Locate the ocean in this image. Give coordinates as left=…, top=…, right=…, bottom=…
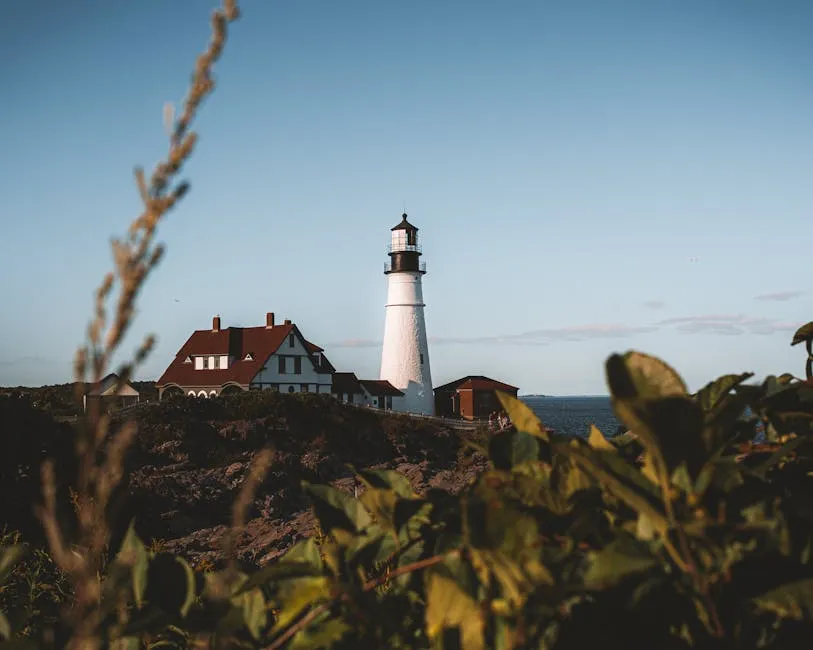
left=522, top=396, right=621, bottom=438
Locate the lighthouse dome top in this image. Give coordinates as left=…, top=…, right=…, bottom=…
left=391, top=213, right=419, bottom=232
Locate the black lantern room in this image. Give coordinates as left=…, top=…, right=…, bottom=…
left=386, top=213, right=426, bottom=275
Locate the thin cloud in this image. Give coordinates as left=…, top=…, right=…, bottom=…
left=754, top=290, right=804, bottom=302
left=330, top=323, right=655, bottom=349
left=643, top=300, right=665, bottom=310
left=430, top=324, right=658, bottom=346
left=329, top=313, right=801, bottom=349
left=658, top=314, right=798, bottom=336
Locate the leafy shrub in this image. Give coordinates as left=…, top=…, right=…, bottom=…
left=3, top=325, right=813, bottom=648
left=5, top=1, right=812, bottom=647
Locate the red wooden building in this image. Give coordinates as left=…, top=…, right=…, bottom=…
left=434, top=375, right=519, bottom=420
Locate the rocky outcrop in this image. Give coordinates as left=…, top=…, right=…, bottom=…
left=118, top=395, right=488, bottom=568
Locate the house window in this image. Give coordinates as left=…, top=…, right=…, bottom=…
left=288, top=333, right=295, bottom=348
left=278, top=357, right=286, bottom=374
left=294, top=357, right=302, bottom=374
left=420, top=353, right=424, bottom=365
left=288, top=386, right=295, bottom=393
left=301, top=384, right=308, bottom=393
left=183, top=356, right=192, bottom=364
left=211, top=356, right=219, bottom=370
left=195, top=357, right=203, bottom=370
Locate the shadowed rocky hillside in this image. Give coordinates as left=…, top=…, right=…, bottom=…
left=1, top=391, right=488, bottom=568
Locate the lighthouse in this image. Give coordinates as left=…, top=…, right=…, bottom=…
left=379, top=213, right=434, bottom=415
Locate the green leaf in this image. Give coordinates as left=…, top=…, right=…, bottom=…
left=750, top=435, right=808, bottom=478
left=552, top=453, right=593, bottom=500
left=271, top=576, right=332, bottom=633
left=240, top=588, right=267, bottom=640
left=0, top=546, right=25, bottom=586
left=357, top=468, right=416, bottom=498
left=583, top=536, right=658, bottom=589
left=561, top=441, right=669, bottom=535
left=791, top=322, right=813, bottom=347
left=0, top=611, right=10, bottom=641
left=115, top=522, right=149, bottom=607
left=753, top=578, right=813, bottom=620
left=288, top=617, right=351, bottom=650
left=239, top=560, right=324, bottom=593
left=144, top=553, right=197, bottom=618
left=496, top=391, right=549, bottom=440
left=488, top=430, right=540, bottom=470
left=359, top=487, right=399, bottom=536
left=282, top=538, right=323, bottom=569
left=613, top=395, right=706, bottom=479
left=303, top=483, right=372, bottom=544
left=606, top=351, right=688, bottom=401
left=587, top=424, right=615, bottom=451
left=425, top=572, right=484, bottom=650
left=695, top=373, right=754, bottom=412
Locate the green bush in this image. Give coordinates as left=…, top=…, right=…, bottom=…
left=6, top=1, right=812, bottom=646
left=2, top=325, right=812, bottom=649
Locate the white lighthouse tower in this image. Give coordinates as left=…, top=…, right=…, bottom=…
left=379, top=213, right=434, bottom=415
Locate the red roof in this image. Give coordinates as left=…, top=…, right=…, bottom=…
left=332, top=372, right=363, bottom=394
left=157, top=322, right=330, bottom=388
left=359, top=379, right=404, bottom=397
left=458, top=378, right=518, bottom=392
left=434, top=375, right=519, bottom=394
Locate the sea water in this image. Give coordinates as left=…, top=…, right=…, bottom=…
left=522, top=396, right=620, bottom=438
left=524, top=396, right=763, bottom=441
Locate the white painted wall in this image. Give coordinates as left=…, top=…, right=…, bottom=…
left=379, top=271, right=434, bottom=415
left=251, top=331, right=332, bottom=392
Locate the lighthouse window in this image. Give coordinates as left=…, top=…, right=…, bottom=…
left=420, top=353, right=424, bottom=365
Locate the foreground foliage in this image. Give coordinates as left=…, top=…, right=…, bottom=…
left=6, top=0, right=813, bottom=647
left=2, top=324, right=813, bottom=649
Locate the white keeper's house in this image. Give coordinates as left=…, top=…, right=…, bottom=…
left=156, top=311, right=402, bottom=405
left=156, top=312, right=336, bottom=400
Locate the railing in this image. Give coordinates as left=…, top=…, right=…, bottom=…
left=387, top=243, right=422, bottom=254
left=341, top=401, right=479, bottom=429
left=384, top=261, right=427, bottom=273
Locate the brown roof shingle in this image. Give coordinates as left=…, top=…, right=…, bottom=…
left=359, top=379, right=404, bottom=397
left=157, top=322, right=331, bottom=388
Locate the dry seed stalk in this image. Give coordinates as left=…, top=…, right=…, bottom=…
left=36, top=2, right=241, bottom=648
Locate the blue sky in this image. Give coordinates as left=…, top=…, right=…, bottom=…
left=1, top=0, right=811, bottom=395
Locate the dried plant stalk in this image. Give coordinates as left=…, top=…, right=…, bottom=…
left=36, top=3, right=242, bottom=649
